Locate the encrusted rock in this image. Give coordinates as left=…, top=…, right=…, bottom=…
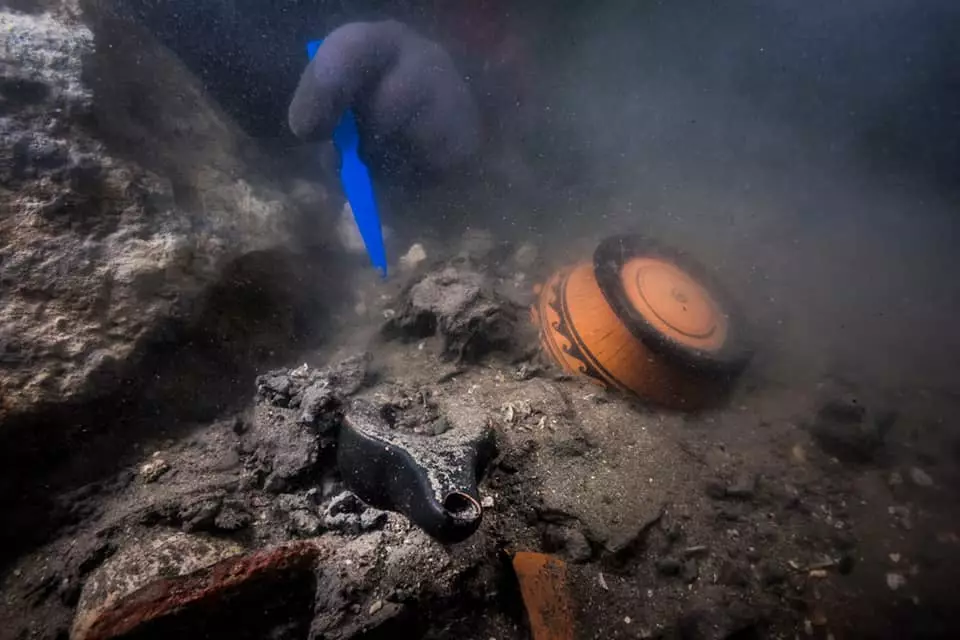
left=384, top=266, right=520, bottom=362
left=246, top=355, right=369, bottom=493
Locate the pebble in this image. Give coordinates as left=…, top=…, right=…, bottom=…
left=889, top=553, right=901, bottom=564
left=481, top=496, right=495, bottom=509
left=909, top=467, right=934, bottom=487
left=886, top=572, right=907, bottom=591
left=888, top=471, right=904, bottom=487
left=369, top=599, right=383, bottom=615
left=139, top=455, right=170, bottom=483
left=399, top=243, right=427, bottom=271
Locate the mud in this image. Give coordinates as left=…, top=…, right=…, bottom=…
left=1, top=238, right=960, bottom=640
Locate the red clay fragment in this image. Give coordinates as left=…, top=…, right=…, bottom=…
left=77, top=541, right=323, bottom=640
left=512, top=551, right=575, bottom=640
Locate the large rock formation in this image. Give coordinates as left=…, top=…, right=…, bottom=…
left=0, top=0, right=338, bottom=566
left=0, top=2, right=322, bottom=426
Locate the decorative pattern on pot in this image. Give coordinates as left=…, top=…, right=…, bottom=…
left=531, top=234, right=752, bottom=410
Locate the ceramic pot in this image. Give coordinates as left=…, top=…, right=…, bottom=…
left=531, top=234, right=751, bottom=410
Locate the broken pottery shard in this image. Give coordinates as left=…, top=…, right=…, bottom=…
left=71, top=531, right=244, bottom=640
left=385, top=266, right=519, bottom=362
left=512, top=552, right=575, bottom=640
left=72, top=540, right=322, bottom=640
left=337, top=395, right=496, bottom=543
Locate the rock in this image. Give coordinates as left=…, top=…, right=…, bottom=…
left=138, top=455, right=170, bottom=483
left=886, top=572, right=907, bottom=591
left=543, top=525, right=593, bottom=563
left=807, top=396, right=894, bottom=463
left=288, top=510, right=322, bottom=538
left=213, top=501, right=252, bottom=532
left=908, top=467, right=934, bottom=487
left=0, top=5, right=307, bottom=433
left=385, top=266, right=521, bottom=362
left=247, top=356, right=369, bottom=492
left=481, top=496, right=495, bottom=509
left=71, top=531, right=244, bottom=639
left=71, top=540, right=321, bottom=640
left=277, top=494, right=322, bottom=538
left=399, top=243, right=428, bottom=271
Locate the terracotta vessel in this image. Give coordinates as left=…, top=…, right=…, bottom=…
left=531, top=234, right=751, bottom=410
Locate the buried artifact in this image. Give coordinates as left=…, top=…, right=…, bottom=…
left=532, top=234, right=752, bottom=409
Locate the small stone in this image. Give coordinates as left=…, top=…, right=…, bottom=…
left=888, top=471, right=904, bottom=487
left=369, top=599, right=383, bottom=615
left=138, top=456, right=170, bottom=483
left=624, top=616, right=632, bottom=625
left=399, top=243, right=427, bottom=271
left=909, top=467, right=934, bottom=487
left=886, top=572, right=907, bottom=591
left=598, top=572, right=609, bottom=590
left=890, top=553, right=901, bottom=563
left=287, top=510, right=322, bottom=538
left=481, top=496, right=495, bottom=509
left=791, top=443, right=807, bottom=463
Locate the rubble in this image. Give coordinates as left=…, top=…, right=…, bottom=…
left=384, top=265, right=521, bottom=362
